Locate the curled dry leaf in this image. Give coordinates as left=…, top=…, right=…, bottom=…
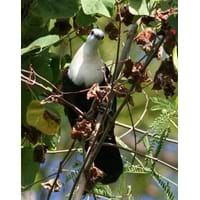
left=113, top=83, right=134, bottom=106
left=86, top=166, right=105, bottom=189
left=71, top=117, right=95, bottom=140
left=116, top=5, right=134, bottom=26
left=135, top=28, right=156, bottom=52
left=54, top=19, right=72, bottom=36
left=87, top=83, right=108, bottom=103
left=73, top=18, right=92, bottom=36
left=41, top=178, right=62, bottom=192
left=124, top=59, right=151, bottom=83
left=33, top=144, right=48, bottom=163
left=123, top=59, right=151, bottom=93
left=114, top=83, right=129, bottom=97
left=155, top=8, right=178, bottom=22
left=163, top=28, right=177, bottom=54
left=104, top=22, right=119, bottom=40
left=152, top=58, right=178, bottom=98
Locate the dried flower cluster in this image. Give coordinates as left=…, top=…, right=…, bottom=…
left=33, top=144, right=48, bottom=163
left=71, top=117, right=95, bottom=140
left=153, top=58, right=178, bottom=97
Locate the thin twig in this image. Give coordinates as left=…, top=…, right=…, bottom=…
left=126, top=102, right=137, bottom=162
left=47, top=140, right=76, bottom=200
left=116, top=121, right=178, bottom=144
left=21, top=172, right=58, bottom=192
left=47, top=148, right=80, bottom=154
left=102, top=142, right=178, bottom=172
left=21, top=71, right=85, bottom=117
left=134, top=89, right=149, bottom=127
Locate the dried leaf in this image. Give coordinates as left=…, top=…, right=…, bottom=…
left=163, top=28, right=177, bottom=54
left=152, top=58, right=178, bottom=98
left=114, top=83, right=129, bottom=97
left=87, top=166, right=105, bottom=184
left=104, top=22, right=119, bottom=40
left=155, top=8, right=178, bottom=22
left=71, top=117, right=95, bottom=140
left=87, top=83, right=108, bottom=103
left=33, top=144, right=48, bottom=163
left=73, top=18, right=92, bottom=36
left=41, top=178, right=62, bottom=192
left=135, top=28, right=156, bottom=52
left=116, top=5, right=134, bottom=26
left=53, top=19, right=72, bottom=36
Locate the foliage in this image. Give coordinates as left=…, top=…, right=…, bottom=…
left=21, top=0, right=178, bottom=199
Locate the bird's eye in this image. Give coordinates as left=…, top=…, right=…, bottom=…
left=91, top=30, right=94, bottom=35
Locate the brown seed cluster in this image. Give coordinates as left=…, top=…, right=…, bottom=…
left=71, top=117, right=95, bottom=140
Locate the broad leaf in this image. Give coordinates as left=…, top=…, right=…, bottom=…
left=21, top=35, right=60, bottom=55
left=129, top=0, right=150, bottom=16
left=76, top=9, right=97, bottom=26
left=21, top=147, right=40, bottom=186
left=81, top=0, right=115, bottom=17
left=31, top=0, right=79, bottom=22
left=26, top=100, right=60, bottom=135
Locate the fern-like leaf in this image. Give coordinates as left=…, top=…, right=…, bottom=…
left=152, top=170, right=175, bottom=200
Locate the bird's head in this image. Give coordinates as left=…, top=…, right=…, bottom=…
left=86, top=28, right=104, bottom=45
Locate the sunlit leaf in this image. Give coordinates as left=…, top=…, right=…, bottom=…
left=81, top=0, right=115, bottom=17
left=21, top=35, right=60, bottom=55
left=129, top=0, right=150, bottom=16
left=26, top=100, right=60, bottom=135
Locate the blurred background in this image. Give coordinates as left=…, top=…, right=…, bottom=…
left=21, top=1, right=178, bottom=199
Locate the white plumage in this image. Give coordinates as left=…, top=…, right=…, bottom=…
left=68, top=28, right=105, bottom=87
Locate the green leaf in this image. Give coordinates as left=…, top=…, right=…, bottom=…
left=21, top=87, right=33, bottom=123
left=21, top=147, right=40, bottom=186
left=150, top=97, right=176, bottom=113
left=129, top=0, right=150, bottom=16
left=42, top=134, right=60, bottom=150
left=31, top=0, right=79, bottom=23
left=76, top=9, right=97, bottom=26
left=26, top=100, right=60, bottom=135
left=152, top=170, right=175, bottom=200
left=21, top=35, right=60, bottom=55
left=44, top=102, right=65, bottom=122
left=81, top=0, right=115, bottom=17
left=172, top=45, right=178, bottom=70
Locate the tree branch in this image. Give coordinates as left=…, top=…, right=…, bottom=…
left=116, top=121, right=178, bottom=144
left=69, top=22, right=139, bottom=200
left=46, top=140, right=76, bottom=200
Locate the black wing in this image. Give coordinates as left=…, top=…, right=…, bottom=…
left=62, top=67, right=123, bottom=184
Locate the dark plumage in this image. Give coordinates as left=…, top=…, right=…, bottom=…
left=62, top=68, right=123, bottom=184
left=62, top=28, right=123, bottom=184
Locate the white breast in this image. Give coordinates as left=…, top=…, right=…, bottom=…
left=68, top=43, right=104, bottom=87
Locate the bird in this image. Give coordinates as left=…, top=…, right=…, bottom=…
left=62, top=28, right=123, bottom=184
